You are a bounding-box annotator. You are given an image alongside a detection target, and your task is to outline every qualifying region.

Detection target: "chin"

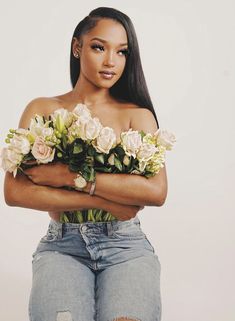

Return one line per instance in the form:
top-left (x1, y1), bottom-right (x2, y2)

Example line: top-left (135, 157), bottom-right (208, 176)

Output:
top-left (94, 79), bottom-right (118, 89)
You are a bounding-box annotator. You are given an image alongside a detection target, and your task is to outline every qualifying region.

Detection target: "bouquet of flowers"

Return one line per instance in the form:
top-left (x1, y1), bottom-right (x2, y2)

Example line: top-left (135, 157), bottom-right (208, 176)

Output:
top-left (0, 104), bottom-right (176, 223)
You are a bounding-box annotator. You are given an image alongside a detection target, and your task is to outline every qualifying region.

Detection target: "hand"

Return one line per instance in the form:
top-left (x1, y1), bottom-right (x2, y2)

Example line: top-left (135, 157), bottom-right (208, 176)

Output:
top-left (104, 201), bottom-right (145, 221)
top-left (23, 162), bottom-right (72, 188)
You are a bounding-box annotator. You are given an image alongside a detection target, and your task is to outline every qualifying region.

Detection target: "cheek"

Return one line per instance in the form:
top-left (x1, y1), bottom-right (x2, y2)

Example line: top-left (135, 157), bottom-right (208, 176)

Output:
top-left (80, 53), bottom-right (100, 75)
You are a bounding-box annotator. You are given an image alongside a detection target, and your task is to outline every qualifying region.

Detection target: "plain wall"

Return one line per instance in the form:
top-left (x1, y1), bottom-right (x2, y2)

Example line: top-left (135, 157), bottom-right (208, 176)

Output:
top-left (0, 1), bottom-right (234, 320)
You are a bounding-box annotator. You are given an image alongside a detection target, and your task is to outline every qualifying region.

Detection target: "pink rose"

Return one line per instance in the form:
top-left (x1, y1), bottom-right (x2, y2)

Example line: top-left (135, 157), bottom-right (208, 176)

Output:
top-left (31, 136), bottom-right (55, 163)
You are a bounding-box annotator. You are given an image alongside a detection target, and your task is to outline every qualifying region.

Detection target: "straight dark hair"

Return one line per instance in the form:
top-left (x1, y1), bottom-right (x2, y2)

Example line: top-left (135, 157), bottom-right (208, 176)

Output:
top-left (70, 7), bottom-right (160, 129)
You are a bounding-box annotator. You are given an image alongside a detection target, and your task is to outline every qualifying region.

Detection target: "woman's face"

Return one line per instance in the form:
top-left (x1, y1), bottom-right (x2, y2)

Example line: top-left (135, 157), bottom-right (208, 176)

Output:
top-left (73, 18), bottom-right (129, 89)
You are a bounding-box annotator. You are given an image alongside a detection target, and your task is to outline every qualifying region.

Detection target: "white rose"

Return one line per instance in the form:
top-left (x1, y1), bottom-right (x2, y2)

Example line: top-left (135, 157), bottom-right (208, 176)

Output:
top-left (120, 129), bottom-right (142, 158)
top-left (10, 134), bottom-right (31, 155)
top-left (31, 136), bottom-right (55, 163)
top-left (84, 117), bottom-right (102, 140)
top-left (92, 127), bottom-right (117, 154)
top-left (154, 129), bottom-right (176, 150)
top-left (41, 127), bottom-right (54, 137)
top-left (72, 104), bottom-right (91, 119)
top-left (137, 142), bottom-right (158, 162)
top-left (0, 147), bottom-right (23, 177)
top-left (15, 128), bottom-right (29, 136)
top-left (138, 160), bottom-right (148, 172)
top-left (73, 117), bottom-right (89, 140)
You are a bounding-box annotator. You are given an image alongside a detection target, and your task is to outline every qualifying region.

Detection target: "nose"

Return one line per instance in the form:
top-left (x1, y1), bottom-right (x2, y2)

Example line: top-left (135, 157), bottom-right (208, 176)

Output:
top-left (103, 51), bottom-right (115, 67)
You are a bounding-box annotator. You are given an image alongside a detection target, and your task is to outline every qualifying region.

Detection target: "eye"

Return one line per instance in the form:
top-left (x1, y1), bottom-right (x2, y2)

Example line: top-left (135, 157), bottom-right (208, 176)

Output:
top-left (91, 44), bottom-right (104, 51)
top-left (91, 44), bottom-right (129, 56)
top-left (119, 49), bottom-right (129, 56)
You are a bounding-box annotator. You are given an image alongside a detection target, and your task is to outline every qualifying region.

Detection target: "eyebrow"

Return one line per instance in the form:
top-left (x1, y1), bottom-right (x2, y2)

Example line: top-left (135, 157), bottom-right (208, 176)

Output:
top-left (90, 37), bottom-right (128, 46)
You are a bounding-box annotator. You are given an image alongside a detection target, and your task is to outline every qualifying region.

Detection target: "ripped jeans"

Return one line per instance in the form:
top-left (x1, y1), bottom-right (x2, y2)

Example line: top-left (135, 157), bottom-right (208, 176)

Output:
top-left (28, 215), bottom-right (162, 321)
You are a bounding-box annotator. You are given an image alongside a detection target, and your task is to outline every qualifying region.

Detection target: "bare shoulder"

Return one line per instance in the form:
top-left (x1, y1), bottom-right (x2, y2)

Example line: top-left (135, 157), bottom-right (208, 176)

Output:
top-left (18, 96), bottom-right (61, 129)
top-left (127, 103), bottom-right (159, 134)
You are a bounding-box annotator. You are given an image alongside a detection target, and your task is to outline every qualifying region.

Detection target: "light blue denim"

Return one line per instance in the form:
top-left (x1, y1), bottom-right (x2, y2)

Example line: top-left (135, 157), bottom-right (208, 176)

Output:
top-left (28, 215), bottom-right (162, 321)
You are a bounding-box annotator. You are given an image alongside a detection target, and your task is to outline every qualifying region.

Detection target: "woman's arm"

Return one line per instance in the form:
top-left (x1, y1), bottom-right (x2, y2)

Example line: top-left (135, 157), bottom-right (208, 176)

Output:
top-left (24, 107), bottom-right (167, 207)
top-left (4, 170), bottom-right (100, 212)
top-left (83, 168), bottom-right (167, 207)
top-left (4, 98), bottom-right (143, 219)
top-left (71, 108), bottom-right (168, 206)
top-left (4, 170), bottom-right (143, 220)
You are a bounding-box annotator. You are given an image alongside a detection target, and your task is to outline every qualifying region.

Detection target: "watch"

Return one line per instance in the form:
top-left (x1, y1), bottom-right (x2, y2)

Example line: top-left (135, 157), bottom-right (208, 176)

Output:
top-left (74, 172), bottom-right (87, 191)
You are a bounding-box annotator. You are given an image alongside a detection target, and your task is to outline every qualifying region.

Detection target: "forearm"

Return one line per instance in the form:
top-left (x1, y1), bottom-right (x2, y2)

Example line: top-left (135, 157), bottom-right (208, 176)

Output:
top-left (4, 172), bottom-right (105, 212)
top-left (84, 172), bottom-right (158, 206)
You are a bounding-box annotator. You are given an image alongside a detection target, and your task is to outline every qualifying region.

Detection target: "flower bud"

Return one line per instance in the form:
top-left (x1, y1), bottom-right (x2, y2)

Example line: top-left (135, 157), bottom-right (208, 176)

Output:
top-left (7, 133), bottom-right (14, 138)
top-left (9, 129), bottom-right (16, 133)
top-left (57, 152), bottom-right (62, 158)
top-left (123, 155), bottom-right (130, 166)
top-left (108, 153), bottom-right (115, 165)
top-left (5, 138), bottom-right (10, 143)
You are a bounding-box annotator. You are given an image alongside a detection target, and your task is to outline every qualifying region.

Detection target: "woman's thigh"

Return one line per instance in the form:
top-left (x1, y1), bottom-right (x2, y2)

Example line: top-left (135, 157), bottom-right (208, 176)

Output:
top-left (95, 255), bottom-right (162, 321)
top-left (28, 250), bottom-right (96, 321)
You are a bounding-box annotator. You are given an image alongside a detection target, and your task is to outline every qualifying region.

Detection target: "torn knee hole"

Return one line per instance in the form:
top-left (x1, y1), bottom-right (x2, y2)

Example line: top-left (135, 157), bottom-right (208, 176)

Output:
top-left (56, 311), bottom-right (73, 321)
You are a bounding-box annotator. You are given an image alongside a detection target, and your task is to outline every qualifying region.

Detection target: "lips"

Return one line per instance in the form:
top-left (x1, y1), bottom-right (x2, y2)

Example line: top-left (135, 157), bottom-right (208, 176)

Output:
top-left (99, 70), bottom-right (116, 75)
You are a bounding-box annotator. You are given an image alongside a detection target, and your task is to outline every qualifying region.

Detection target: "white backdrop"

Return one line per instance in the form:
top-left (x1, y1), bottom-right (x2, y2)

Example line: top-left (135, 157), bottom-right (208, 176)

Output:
top-left (0, 1), bottom-right (234, 320)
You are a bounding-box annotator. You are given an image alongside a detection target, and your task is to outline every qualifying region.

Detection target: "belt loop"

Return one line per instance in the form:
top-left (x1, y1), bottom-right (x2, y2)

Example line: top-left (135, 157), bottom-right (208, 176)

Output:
top-left (57, 222), bottom-right (63, 239)
top-left (106, 222), bottom-right (113, 236)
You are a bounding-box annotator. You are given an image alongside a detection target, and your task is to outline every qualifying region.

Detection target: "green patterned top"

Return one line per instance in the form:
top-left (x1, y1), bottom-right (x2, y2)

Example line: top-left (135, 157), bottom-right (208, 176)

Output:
top-left (59, 208), bottom-right (117, 223)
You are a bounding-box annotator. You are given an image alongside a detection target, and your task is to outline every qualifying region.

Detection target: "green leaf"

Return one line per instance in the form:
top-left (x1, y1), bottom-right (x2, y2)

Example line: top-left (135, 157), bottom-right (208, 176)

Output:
top-left (55, 145), bottom-right (64, 152)
top-left (114, 156), bottom-right (122, 171)
top-left (73, 143), bottom-right (83, 154)
top-left (95, 153), bottom-right (105, 164)
top-left (62, 135), bottom-right (68, 149)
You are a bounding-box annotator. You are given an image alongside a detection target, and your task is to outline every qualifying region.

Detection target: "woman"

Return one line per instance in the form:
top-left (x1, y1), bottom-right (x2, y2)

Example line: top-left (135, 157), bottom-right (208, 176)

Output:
top-left (4, 7), bottom-right (167, 321)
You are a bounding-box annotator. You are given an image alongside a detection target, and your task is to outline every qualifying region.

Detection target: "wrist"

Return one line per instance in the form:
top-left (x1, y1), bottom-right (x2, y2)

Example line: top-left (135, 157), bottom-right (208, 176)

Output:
top-left (83, 181), bottom-right (92, 193)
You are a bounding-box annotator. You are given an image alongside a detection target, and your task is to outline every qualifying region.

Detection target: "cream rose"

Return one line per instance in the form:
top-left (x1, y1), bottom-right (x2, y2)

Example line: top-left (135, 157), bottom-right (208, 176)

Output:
top-left (31, 136), bottom-right (55, 163)
top-left (154, 129), bottom-right (176, 150)
top-left (137, 142), bottom-right (158, 162)
top-left (84, 117), bottom-right (103, 140)
top-left (15, 128), bottom-right (29, 136)
top-left (72, 104), bottom-right (91, 119)
top-left (92, 127), bottom-right (117, 154)
top-left (120, 129), bottom-right (142, 158)
top-left (10, 135), bottom-right (31, 155)
top-left (71, 117), bottom-right (88, 140)
top-left (138, 160), bottom-right (148, 172)
top-left (75, 117), bottom-right (102, 141)
top-left (0, 147), bottom-right (23, 177)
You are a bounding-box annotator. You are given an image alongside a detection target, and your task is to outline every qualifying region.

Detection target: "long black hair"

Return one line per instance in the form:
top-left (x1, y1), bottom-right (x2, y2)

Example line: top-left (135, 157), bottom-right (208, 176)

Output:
top-left (70, 7), bottom-right (160, 128)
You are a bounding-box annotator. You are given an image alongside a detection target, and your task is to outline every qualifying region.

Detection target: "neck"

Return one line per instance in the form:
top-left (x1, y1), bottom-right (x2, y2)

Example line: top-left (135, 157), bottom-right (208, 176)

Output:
top-left (70, 74), bottom-right (114, 106)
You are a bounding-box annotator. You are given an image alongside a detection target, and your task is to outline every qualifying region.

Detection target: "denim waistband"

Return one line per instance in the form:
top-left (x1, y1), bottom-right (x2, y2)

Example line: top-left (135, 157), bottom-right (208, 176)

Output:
top-left (49, 215), bottom-right (140, 231)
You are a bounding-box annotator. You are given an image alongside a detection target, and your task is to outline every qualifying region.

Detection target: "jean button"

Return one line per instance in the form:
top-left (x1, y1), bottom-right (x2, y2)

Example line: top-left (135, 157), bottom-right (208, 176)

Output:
top-left (81, 225), bottom-right (88, 233)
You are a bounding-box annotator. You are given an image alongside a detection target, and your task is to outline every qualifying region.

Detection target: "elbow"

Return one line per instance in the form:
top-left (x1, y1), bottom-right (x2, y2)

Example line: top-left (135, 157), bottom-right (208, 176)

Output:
top-left (4, 189), bottom-right (19, 207)
top-left (151, 186), bottom-right (168, 207)
top-left (4, 172), bottom-right (22, 207)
